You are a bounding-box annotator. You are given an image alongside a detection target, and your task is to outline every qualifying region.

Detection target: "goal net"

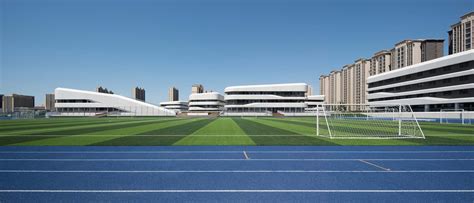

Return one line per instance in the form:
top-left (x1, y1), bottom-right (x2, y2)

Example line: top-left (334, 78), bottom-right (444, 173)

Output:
top-left (316, 104), bottom-right (425, 139)
top-left (440, 109), bottom-right (469, 125)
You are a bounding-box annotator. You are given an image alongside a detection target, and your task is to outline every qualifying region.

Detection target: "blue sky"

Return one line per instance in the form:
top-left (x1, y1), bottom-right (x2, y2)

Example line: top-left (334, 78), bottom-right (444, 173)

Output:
top-left (1, 0), bottom-right (473, 105)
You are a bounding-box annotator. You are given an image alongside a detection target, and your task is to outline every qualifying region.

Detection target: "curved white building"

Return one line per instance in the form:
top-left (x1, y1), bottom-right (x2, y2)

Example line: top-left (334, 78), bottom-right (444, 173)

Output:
top-left (53, 88), bottom-right (175, 116)
top-left (159, 101), bottom-right (188, 113)
top-left (368, 49), bottom-right (474, 112)
top-left (224, 83), bottom-right (311, 115)
top-left (188, 92), bottom-right (225, 115)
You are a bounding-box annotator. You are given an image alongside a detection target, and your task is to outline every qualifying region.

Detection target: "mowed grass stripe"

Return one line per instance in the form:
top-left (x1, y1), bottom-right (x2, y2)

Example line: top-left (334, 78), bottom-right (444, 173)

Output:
top-left (0, 118), bottom-right (135, 134)
top-left (92, 118), bottom-right (213, 146)
top-left (174, 118), bottom-right (255, 145)
top-left (249, 118), bottom-right (337, 145)
top-left (232, 118), bottom-right (336, 145)
top-left (12, 119), bottom-right (180, 146)
top-left (0, 119), bottom-right (174, 146)
top-left (1, 118), bottom-right (158, 136)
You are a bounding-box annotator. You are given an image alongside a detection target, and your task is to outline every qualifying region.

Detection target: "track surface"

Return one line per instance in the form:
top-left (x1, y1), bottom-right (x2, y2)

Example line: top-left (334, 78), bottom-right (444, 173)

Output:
top-left (0, 146), bottom-right (473, 202)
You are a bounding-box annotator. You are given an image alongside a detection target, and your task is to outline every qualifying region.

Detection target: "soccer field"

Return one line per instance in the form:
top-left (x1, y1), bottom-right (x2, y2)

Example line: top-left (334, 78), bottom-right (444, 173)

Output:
top-left (0, 117), bottom-right (473, 146)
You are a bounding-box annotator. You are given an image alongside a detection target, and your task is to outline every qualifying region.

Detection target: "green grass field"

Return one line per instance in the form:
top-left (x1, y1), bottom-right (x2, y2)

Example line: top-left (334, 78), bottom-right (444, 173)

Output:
top-left (0, 117), bottom-right (473, 146)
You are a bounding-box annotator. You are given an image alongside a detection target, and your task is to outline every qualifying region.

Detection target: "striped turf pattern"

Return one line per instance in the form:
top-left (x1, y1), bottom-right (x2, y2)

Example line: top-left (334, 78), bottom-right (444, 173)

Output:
top-left (0, 117), bottom-right (473, 146)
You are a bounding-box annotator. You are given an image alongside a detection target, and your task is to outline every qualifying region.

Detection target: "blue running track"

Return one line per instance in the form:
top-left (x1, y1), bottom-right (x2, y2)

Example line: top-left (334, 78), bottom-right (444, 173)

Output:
top-left (0, 146), bottom-right (473, 202)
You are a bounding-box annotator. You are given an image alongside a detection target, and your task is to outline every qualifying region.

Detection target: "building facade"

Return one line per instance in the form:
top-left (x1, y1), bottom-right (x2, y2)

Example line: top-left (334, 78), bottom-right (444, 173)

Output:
top-left (160, 101), bottom-right (188, 113)
top-left (53, 88), bottom-right (175, 116)
top-left (391, 39), bottom-right (444, 70)
top-left (370, 50), bottom-right (391, 76)
top-left (188, 92), bottom-right (224, 115)
top-left (191, 84), bottom-right (204, 94)
top-left (367, 49), bottom-right (474, 111)
top-left (1, 94), bottom-right (35, 113)
top-left (168, 87), bottom-right (179, 101)
top-left (45, 93), bottom-right (55, 111)
top-left (449, 12), bottom-right (474, 55)
top-left (132, 87), bottom-right (145, 101)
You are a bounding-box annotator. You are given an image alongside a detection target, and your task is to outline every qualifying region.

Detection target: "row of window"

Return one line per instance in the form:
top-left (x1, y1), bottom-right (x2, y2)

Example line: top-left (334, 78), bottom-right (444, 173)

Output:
top-left (56, 99), bottom-right (95, 103)
top-left (368, 89), bottom-right (474, 102)
top-left (369, 75), bottom-right (473, 94)
top-left (368, 61), bottom-right (473, 88)
top-left (226, 92), bottom-right (306, 97)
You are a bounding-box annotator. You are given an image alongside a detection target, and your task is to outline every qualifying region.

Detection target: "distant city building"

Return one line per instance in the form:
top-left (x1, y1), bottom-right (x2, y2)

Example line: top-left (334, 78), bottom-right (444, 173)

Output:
top-left (191, 84), bottom-right (204, 94)
top-left (306, 85), bottom-right (313, 96)
top-left (449, 12), bottom-right (474, 55)
top-left (168, 87), bottom-right (179, 101)
top-left (160, 101), bottom-right (188, 113)
top-left (1, 94), bottom-right (35, 113)
top-left (319, 75), bottom-right (329, 101)
top-left (391, 39), bottom-right (444, 70)
top-left (132, 87), bottom-right (145, 101)
top-left (45, 93), bottom-right (55, 111)
top-left (96, 86), bottom-right (114, 94)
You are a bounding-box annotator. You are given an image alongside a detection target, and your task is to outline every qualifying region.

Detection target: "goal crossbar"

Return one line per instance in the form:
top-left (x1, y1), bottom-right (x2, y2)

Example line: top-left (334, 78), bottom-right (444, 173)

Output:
top-left (316, 104), bottom-right (425, 139)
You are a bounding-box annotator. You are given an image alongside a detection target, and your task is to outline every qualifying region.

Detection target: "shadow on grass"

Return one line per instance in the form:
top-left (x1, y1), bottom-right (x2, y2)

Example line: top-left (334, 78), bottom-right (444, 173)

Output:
top-left (0, 119), bottom-right (174, 146)
top-left (232, 118), bottom-right (337, 146)
top-left (92, 118), bottom-right (215, 146)
top-left (0, 119), bottom-right (132, 134)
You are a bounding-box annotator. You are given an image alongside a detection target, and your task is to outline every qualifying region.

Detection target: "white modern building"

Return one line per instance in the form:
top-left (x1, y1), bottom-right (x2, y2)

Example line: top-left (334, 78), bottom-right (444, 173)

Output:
top-left (159, 101), bottom-right (188, 113)
top-left (224, 83), bottom-right (324, 116)
top-left (53, 88), bottom-right (175, 116)
top-left (367, 49), bottom-right (474, 112)
top-left (305, 95), bottom-right (325, 109)
top-left (188, 92), bottom-right (225, 116)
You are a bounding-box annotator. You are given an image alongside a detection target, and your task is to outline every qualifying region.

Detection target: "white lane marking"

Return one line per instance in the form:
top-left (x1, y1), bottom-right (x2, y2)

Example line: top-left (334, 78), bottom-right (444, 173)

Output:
top-left (243, 151), bottom-right (250, 160)
top-left (359, 160), bottom-right (391, 171)
top-left (0, 150), bottom-right (473, 154)
top-left (0, 189), bottom-right (473, 193)
top-left (0, 170), bottom-right (474, 173)
top-left (0, 158), bottom-right (473, 161)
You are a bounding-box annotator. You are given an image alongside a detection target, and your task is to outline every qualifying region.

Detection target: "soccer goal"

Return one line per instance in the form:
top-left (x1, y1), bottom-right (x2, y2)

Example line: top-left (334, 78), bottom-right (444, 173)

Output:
top-left (440, 109), bottom-right (469, 125)
top-left (316, 104), bottom-right (425, 139)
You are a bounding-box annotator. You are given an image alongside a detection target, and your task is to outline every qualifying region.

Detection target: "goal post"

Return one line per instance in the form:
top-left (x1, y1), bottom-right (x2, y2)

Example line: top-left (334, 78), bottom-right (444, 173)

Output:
top-left (440, 109), bottom-right (467, 125)
top-left (316, 104), bottom-right (425, 139)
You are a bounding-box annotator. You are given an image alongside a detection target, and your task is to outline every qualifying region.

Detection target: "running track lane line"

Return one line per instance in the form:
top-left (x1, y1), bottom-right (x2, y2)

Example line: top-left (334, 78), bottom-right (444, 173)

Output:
top-left (359, 160), bottom-right (391, 171)
top-left (1, 170), bottom-right (474, 173)
top-left (1, 158), bottom-right (474, 161)
top-left (1, 151), bottom-right (474, 154)
top-left (243, 151), bottom-right (250, 160)
top-left (0, 189), bottom-right (473, 193)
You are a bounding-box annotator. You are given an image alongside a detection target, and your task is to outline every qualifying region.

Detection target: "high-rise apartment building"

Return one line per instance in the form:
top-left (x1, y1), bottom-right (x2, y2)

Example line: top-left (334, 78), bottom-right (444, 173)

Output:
top-left (320, 59), bottom-right (370, 107)
top-left (168, 87), bottom-right (179, 101)
top-left (319, 75), bottom-right (329, 99)
top-left (191, 84), bottom-right (204, 94)
top-left (449, 12), bottom-right (474, 54)
top-left (391, 39), bottom-right (444, 70)
top-left (353, 59), bottom-right (371, 105)
top-left (45, 93), bottom-right (55, 111)
top-left (1, 94), bottom-right (35, 113)
top-left (132, 87), bottom-right (145, 101)
top-left (370, 50), bottom-right (391, 76)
